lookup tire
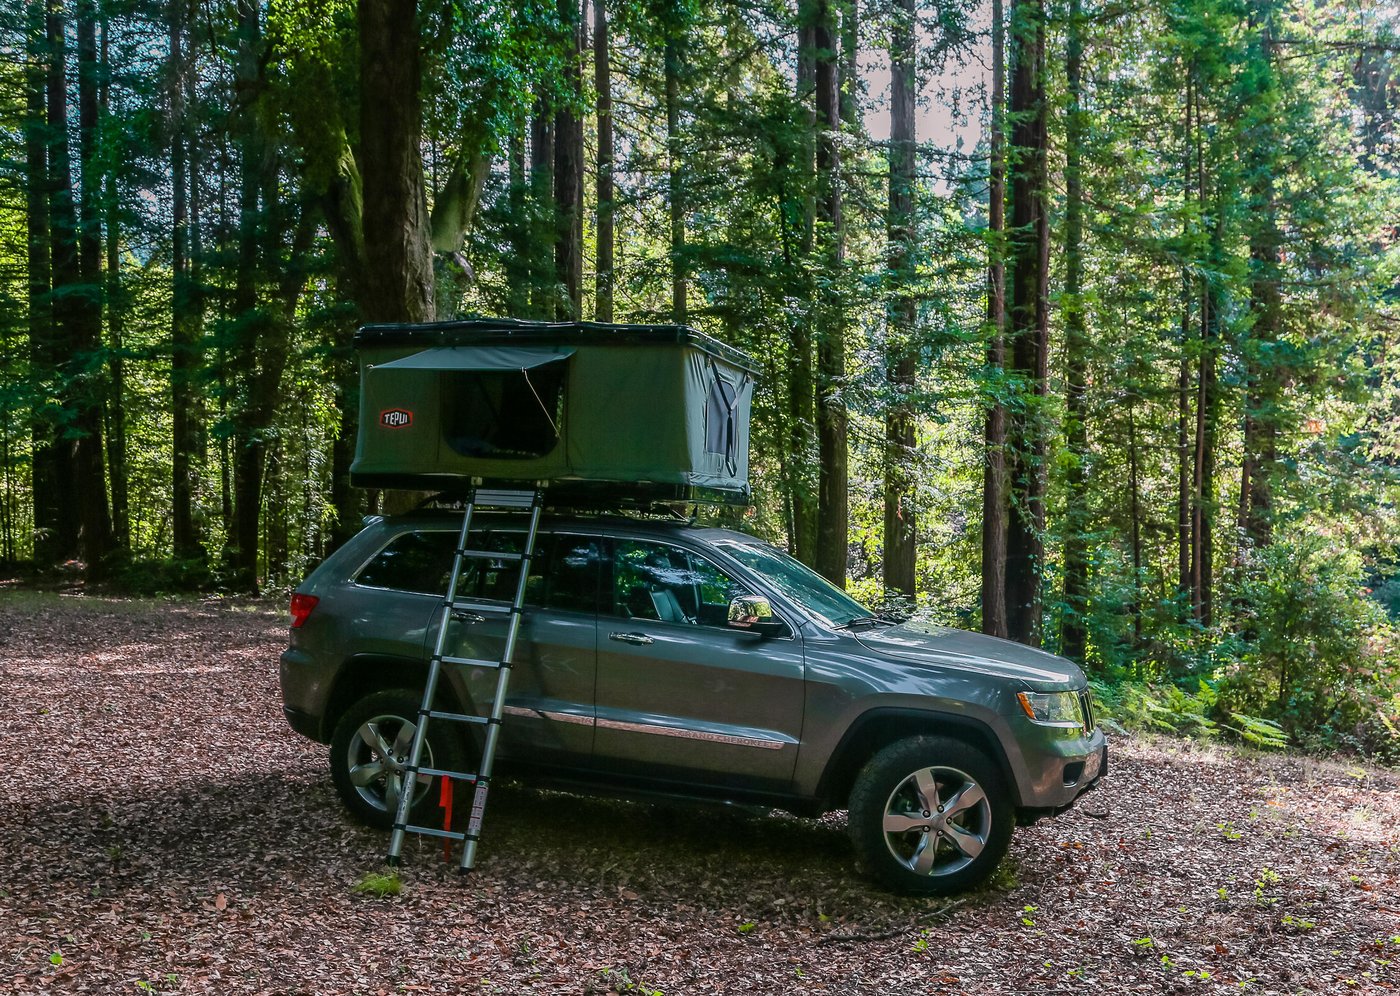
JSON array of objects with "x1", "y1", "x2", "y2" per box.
[
  {"x1": 848, "y1": 735, "x2": 1014, "y2": 895},
  {"x1": 329, "y1": 689, "x2": 469, "y2": 830}
]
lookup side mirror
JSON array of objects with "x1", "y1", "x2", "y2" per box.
[{"x1": 727, "y1": 594, "x2": 785, "y2": 637}]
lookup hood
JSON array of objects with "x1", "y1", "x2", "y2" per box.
[{"x1": 853, "y1": 619, "x2": 1085, "y2": 689}]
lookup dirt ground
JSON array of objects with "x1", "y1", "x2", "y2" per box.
[{"x1": 1, "y1": 592, "x2": 1397, "y2": 995}]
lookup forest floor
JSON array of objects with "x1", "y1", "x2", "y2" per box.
[{"x1": 1, "y1": 592, "x2": 1398, "y2": 996}]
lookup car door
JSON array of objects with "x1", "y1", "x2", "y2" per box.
[
  {"x1": 430, "y1": 529, "x2": 601, "y2": 764},
  {"x1": 591, "y1": 535, "x2": 805, "y2": 792}
]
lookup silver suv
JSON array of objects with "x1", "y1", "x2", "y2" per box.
[{"x1": 280, "y1": 511, "x2": 1107, "y2": 894}]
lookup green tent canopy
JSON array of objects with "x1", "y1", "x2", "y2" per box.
[{"x1": 350, "y1": 319, "x2": 761, "y2": 504}]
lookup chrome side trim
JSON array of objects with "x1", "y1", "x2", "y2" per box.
[
  {"x1": 502, "y1": 705, "x2": 594, "y2": 727},
  {"x1": 594, "y1": 716, "x2": 786, "y2": 751}
]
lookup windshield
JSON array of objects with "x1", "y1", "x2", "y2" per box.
[{"x1": 717, "y1": 541, "x2": 871, "y2": 628}]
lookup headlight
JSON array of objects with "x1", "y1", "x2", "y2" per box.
[{"x1": 1017, "y1": 690, "x2": 1084, "y2": 728}]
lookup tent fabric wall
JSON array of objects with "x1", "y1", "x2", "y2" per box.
[{"x1": 350, "y1": 320, "x2": 760, "y2": 503}]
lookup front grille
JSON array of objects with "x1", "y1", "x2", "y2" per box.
[{"x1": 1079, "y1": 691, "x2": 1096, "y2": 732}]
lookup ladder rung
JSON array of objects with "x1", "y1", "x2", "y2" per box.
[
  {"x1": 451, "y1": 600, "x2": 512, "y2": 614},
  {"x1": 400, "y1": 825, "x2": 466, "y2": 842},
  {"x1": 473, "y1": 489, "x2": 539, "y2": 509},
  {"x1": 458, "y1": 548, "x2": 523, "y2": 562},
  {"x1": 438, "y1": 655, "x2": 504, "y2": 671},
  {"x1": 416, "y1": 766, "x2": 479, "y2": 782},
  {"x1": 422, "y1": 709, "x2": 493, "y2": 725}
]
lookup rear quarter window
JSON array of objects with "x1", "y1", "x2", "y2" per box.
[{"x1": 354, "y1": 531, "x2": 456, "y2": 595}]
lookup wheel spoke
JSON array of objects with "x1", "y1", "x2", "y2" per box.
[
  {"x1": 383, "y1": 770, "x2": 402, "y2": 811},
  {"x1": 349, "y1": 761, "x2": 386, "y2": 787},
  {"x1": 358, "y1": 721, "x2": 393, "y2": 758},
  {"x1": 944, "y1": 820, "x2": 986, "y2": 860},
  {"x1": 912, "y1": 768, "x2": 941, "y2": 812},
  {"x1": 883, "y1": 811, "x2": 928, "y2": 834},
  {"x1": 911, "y1": 834, "x2": 940, "y2": 874},
  {"x1": 391, "y1": 721, "x2": 416, "y2": 758},
  {"x1": 944, "y1": 780, "x2": 986, "y2": 818}
]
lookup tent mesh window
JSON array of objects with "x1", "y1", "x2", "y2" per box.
[{"x1": 442, "y1": 363, "x2": 567, "y2": 460}]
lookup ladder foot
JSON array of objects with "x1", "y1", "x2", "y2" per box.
[{"x1": 385, "y1": 855, "x2": 400, "y2": 868}]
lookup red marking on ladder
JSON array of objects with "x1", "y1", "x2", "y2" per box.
[{"x1": 440, "y1": 776, "x2": 454, "y2": 863}]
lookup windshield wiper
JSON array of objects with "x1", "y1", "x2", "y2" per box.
[{"x1": 836, "y1": 615, "x2": 891, "y2": 631}]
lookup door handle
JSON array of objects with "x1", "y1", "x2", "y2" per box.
[
  {"x1": 609, "y1": 631, "x2": 654, "y2": 646},
  {"x1": 452, "y1": 610, "x2": 486, "y2": 625}
]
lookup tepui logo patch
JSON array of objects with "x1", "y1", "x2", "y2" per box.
[{"x1": 380, "y1": 408, "x2": 413, "y2": 429}]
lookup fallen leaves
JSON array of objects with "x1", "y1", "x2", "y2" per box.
[{"x1": 0, "y1": 591, "x2": 1397, "y2": 994}]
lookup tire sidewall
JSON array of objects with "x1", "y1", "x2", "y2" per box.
[
  {"x1": 848, "y1": 735, "x2": 1014, "y2": 895},
  {"x1": 329, "y1": 689, "x2": 467, "y2": 830}
]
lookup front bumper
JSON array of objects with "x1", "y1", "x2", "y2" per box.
[{"x1": 1016, "y1": 737, "x2": 1108, "y2": 824}]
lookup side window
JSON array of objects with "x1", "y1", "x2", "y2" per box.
[
  {"x1": 354, "y1": 531, "x2": 457, "y2": 595},
  {"x1": 610, "y1": 539, "x2": 744, "y2": 627},
  {"x1": 543, "y1": 536, "x2": 603, "y2": 613}
]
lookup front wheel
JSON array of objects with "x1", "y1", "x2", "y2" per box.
[
  {"x1": 329, "y1": 689, "x2": 467, "y2": 830},
  {"x1": 848, "y1": 735, "x2": 1014, "y2": 895}
]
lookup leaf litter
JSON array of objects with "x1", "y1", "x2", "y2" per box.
[{"x1": 0, "y1": 592, "x2": 1396, "y2": 994}]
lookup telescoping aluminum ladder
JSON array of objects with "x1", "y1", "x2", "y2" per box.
[{"x1": 386, "y1": 486, "x2": 544, "y2": 873}]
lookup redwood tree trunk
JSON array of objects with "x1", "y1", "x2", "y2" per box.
[
  {"x1": 44, "y1": 4, "x2": 84, "y2": 564},
  {"x1": 1003, "y1": 0, "x2": 1049, "y2": 646},
  {"x1": 981, "y1": 0, "x2": 1008, "y2": 638},
  {"x1": 594, "y1": 0, "x2": 614, "y2": 322},
  {"x1": 1059, "y1": 0, "x2": 1088, "y2": 660},
  {"x1": 554, "y1": 0, "x2": 584, "y2": 318},
  {"x1": 882, "y1": 0, "x2": 917, "y2": 601},
  {"x1": 359, "y1": 0, "x2": 435, "y2": 325},
  {"x1": 664, "y1": 3, "x2": 686, "y2": 323},
  {"x1": 25, "y1": 0, "x2": 56, "y2": 564},
  {"x1": 813, "y1": 0, "x2": 848, "y2": 587},
  {"x1": 171, "y1": 0, "x2": 203, "y2": 560}
]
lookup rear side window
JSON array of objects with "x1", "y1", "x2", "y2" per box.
[
  {"x1": 354, "y1": 529, "x2": 601, "y2": 613},
  {"x1": 355, "y1": 531, "x2": 456, "y2": 595}
]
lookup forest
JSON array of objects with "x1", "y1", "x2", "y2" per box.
[{"x1": 1, "y1": 0, "x2": 1398, "y2": 754}]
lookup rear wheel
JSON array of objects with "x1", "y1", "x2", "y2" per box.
[
  {"x1": 848, "y1": 735, "x2": 1014, "y2": 895},
  {"x1": 329, "y1": 689, "x2": 468, "y2": 830}
]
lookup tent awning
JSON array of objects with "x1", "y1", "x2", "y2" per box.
[{"x1": 375, "y1": 346, "x2": 575, "y2": 372}]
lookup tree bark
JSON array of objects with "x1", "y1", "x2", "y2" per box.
[
  {"x1": 594, "y1": 0, "x2": 614, "y2": 323},
  {"x1": 506, "y1": 122, "x2": 530, "y2": 317},
  {"x1": 554, "y1": 0, "x2": 584, "y2": 318},
  {"x1": 813, "y1": 0, "x2": 848, "y2": 587},
  {"x1": 25, "y1": 0, "x2": 56, "y2": 564},
  {"x1": 171, "y1": 0, "x2": 204, "y2": 560},
  {"x1": 101, "y1": 11, "x2": 129, "y2": 553},
  {"x1": 1059, "y1": 0, "x2": 1088, "y2": 660},
  {"x1": 664, "y1": 4, "x2": 686, "y2": 323},
  {"x1": 359, "y1": 0, "x2": 435, "y2": 324},
  {"x1": 1003, "y1": 0, "x2": 1049, "y2": 646},
  {"x1": 1176, "y1": 77, "x2": 1194, "y2": 601},
  {"x1": 788, "y1": 3, "x2": 818, "y2": 565},
  {"x1": 981, "y1": 0, "x2": 1008, "y2": 638},
  {"x1": 530, "y1": 99, "x2": 555, "y2": 319},
  {"x1": 43, "y1": 3, "x2": 84, "y2": 564},
  {"x1": 882, "y1": 0, "x2": 917, "y2": 601}
]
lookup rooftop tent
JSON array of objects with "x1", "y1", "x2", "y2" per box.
[{"x1": 350, "y1": 319, "x2": 761, "y2": 503}]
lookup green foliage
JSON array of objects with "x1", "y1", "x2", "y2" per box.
[
  {"x1": 1216, "y1": 537, "x2": 1400, "y2": 757},
  {"x1": 352, "y1": 870, "x2": 402, "y2": 897}
]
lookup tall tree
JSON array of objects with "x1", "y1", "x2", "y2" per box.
[
  {"x1": 882, "y1": 0, "x2": 917, "y2": 600},
  {"x1": 813, "y1": 0, "x2": 848, "y2": 586},
  {"x1": 663, "y1": 0, "x2": 687, "y2": 322},
  {"x1": 1059, "y1": 0, "x2": 1089, "y2": 659},
  {"x1": 170, "y1": 0, "x2": 204, "y2": 560},
  {"x1": 25, "y1": 0, "x2": 56, "y2": 563},
  {"x1": 594, "y1": 0, "x2": 615, "y2": 322},
  {"x1": 981, "y1": 0, "x2": 1009, "y2": 638},
  {"x1": 359, "y1": 0, "x2": 435, "y2": 324},
  {"x1": 1003, "y1": 0, "x2": 1049, "y2": 645},
  {"x1": 555, "y1": 0, "x2": 584, "y2": 317}
]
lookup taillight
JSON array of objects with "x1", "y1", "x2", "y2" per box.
[{"x1": 290, "y1": 593, "x2": 319, "y2": 628}]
